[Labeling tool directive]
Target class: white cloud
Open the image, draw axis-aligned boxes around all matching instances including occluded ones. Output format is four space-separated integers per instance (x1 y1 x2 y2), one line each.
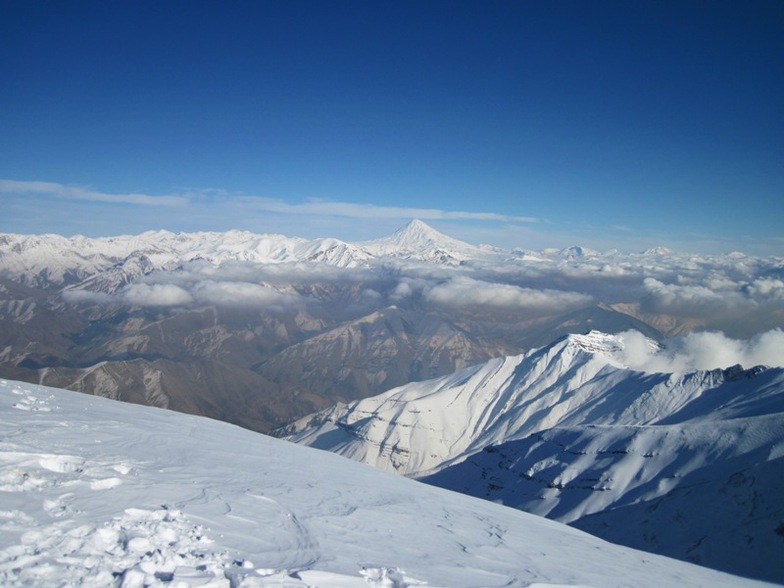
0 179 187 207
61 289 113 305
121 283 194 307
745 278 784 299
641 277 740 316
191 280 300 308
424 276 592 312
233 195 538 223
0 179 537 224
616 329 784 372
390 280 415 302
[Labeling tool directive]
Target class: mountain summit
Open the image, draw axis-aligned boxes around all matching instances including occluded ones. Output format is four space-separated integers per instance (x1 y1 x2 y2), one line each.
388 218 458 247
361 219 481 263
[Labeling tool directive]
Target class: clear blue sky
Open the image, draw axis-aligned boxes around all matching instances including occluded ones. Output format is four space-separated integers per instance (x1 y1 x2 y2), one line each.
1 1 782 254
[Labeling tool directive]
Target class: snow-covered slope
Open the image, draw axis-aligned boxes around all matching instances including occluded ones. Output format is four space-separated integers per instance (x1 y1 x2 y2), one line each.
423 418 784 582
0 378 764 588
283 331 784 477
283 331 784 583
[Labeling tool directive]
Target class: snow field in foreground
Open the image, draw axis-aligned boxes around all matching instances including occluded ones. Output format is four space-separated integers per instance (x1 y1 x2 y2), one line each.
0 379 774 587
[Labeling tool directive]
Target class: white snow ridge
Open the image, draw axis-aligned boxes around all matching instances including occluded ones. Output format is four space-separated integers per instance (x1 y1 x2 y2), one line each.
284 331 784 583
0 378 770 587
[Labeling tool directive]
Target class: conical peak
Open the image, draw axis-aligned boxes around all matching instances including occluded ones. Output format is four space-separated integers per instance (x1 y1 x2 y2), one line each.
359 219 481 264
392 219 447 242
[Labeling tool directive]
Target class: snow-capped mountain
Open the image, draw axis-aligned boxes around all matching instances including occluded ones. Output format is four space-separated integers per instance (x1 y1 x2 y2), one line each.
2 220 783 440
282 331 784 582
0 220 478 293
359 218 486 264
1 378 763 588
0 229 374 292
282 331 745 477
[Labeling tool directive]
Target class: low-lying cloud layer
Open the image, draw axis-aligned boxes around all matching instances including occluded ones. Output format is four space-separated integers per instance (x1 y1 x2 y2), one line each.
617 329 784 371
419 276 593 313
49 236 784 341
65 276 305 311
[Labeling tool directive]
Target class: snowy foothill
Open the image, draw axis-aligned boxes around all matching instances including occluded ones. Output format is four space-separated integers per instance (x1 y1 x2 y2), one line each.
0 378 772 587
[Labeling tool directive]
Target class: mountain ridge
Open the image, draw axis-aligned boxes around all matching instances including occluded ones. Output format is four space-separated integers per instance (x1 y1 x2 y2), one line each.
283 329 784 582
0 220 482 290
284 330 783 475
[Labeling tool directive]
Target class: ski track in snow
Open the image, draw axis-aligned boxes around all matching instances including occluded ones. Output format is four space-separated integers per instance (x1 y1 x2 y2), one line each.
0 379 774 587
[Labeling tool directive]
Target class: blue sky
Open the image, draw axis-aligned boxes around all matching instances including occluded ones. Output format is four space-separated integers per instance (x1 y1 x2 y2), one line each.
1 1 782 254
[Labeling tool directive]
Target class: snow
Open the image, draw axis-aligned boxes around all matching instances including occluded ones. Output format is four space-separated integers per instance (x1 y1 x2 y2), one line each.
0 230 371 292
0 378 769 587
284 331 784 583
359 219 486 264
0 220 481 291
285 332 784 478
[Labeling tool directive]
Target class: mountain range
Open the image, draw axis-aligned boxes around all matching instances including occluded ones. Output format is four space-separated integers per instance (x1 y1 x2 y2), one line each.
0 220 481 290
1 220 782 433
3 222 784 583
0 220 683 432
283 331 784 583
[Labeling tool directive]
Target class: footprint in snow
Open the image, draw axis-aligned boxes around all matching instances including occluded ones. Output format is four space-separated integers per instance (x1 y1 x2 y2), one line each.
9 389 53 412
0 508 234 587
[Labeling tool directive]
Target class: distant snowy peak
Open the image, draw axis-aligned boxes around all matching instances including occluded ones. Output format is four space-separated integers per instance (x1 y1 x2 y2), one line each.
360 219 483 264
642 246 673 256
0 230 372 290
559 245 599 258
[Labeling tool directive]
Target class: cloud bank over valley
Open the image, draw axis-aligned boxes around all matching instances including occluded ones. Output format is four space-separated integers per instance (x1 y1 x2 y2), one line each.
1 222 782 433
